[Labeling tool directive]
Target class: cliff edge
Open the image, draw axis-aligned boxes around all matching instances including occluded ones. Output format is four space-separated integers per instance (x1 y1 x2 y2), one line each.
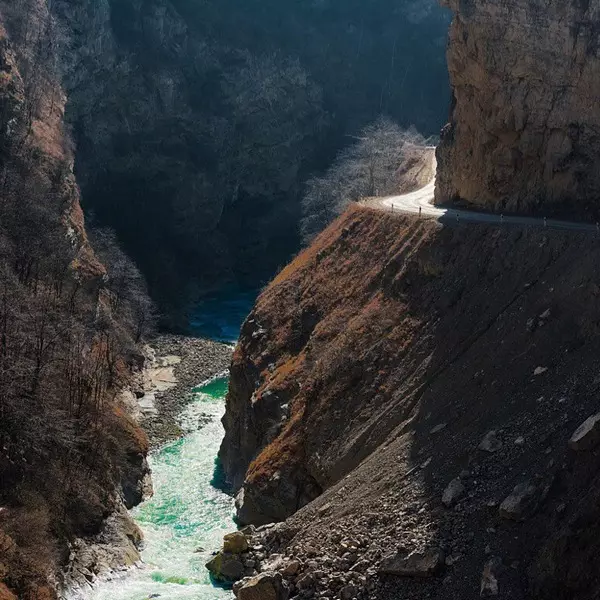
221 206 600 599
0 5 152 597
436 0 600 218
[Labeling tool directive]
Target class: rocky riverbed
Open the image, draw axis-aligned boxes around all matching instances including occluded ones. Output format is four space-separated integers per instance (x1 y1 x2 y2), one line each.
63 334 234 598
141 334 234 447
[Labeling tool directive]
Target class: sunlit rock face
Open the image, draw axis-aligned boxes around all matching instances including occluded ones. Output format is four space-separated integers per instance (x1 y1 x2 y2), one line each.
436 0 600 219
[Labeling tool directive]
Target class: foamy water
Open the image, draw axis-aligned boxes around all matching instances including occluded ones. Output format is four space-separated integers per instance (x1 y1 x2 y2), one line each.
87 377 235 600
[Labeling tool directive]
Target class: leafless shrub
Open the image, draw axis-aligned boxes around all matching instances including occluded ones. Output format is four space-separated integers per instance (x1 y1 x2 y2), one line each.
89 228 157 343
300 116 432 243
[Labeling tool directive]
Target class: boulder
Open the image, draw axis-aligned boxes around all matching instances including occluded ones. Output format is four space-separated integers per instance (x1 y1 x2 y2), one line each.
282 559 302 576
430 423 447 434
341 584 360 599
379 548 445 577
480 557 502 597
569 413 600 451
499 482 540 521
236 572 289 600
206 552 245 583
296 572 316 589
479 430 502 453
442 477 465 507
224 531 249 554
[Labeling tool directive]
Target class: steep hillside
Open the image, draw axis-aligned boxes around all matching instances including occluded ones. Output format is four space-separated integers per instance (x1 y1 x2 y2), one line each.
436 0 600 218
43 0 448 324
221 206 600 599
0 6 152 597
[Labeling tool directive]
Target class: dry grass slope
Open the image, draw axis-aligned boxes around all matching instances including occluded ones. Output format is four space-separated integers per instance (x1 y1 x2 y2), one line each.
224 203 600 598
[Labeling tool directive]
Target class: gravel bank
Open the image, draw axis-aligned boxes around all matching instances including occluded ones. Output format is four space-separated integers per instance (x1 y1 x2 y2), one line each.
143 334 234 447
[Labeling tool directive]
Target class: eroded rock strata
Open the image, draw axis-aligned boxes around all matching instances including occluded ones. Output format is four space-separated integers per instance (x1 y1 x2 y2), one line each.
436 0 600 218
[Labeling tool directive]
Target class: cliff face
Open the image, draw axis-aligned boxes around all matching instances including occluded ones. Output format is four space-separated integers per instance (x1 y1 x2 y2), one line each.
0 4 151 597
222 206 600 599
435 0 600 218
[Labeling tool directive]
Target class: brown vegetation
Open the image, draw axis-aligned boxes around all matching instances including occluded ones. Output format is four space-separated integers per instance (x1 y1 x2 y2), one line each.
223 204 600 598
0 8 153 597
300 118 433 242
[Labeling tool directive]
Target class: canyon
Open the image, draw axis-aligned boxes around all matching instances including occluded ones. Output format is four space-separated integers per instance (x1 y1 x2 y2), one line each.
52 0 450 326
4 0 600 598
0 0 448 596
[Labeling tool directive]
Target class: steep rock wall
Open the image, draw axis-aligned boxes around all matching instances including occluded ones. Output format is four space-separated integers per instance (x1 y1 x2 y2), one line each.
221 206 600 599
436 0 600 218
0 5 150 596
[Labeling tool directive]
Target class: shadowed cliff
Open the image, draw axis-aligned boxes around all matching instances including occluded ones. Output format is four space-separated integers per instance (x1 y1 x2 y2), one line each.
221 205 600 599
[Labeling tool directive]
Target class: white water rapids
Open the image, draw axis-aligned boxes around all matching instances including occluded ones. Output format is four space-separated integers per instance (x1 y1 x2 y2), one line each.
87 377 235 600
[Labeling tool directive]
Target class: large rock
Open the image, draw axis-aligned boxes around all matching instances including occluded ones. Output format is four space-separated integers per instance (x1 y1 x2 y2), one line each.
478 430 503 453
436 0 600 219
235 572 289 600
206 552 245 583
569 413 600 451
499 481 540 521
223 532 249 554
480 557 502 597
442 477 465 507
379 548 445 578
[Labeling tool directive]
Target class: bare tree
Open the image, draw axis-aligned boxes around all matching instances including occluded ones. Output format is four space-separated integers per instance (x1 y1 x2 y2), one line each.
89 228 157 342
300 117 432 242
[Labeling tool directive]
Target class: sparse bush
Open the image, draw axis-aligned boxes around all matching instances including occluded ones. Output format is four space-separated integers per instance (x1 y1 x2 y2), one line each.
89 228 157 342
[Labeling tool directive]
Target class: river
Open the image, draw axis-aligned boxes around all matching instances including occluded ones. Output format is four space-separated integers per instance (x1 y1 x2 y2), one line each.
88 377 235 600
189 288 257 343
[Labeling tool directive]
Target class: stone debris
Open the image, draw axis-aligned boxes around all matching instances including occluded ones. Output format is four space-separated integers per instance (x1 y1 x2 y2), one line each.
480 557 502 597
378 548 445 578
442 478 465 507
430 423 447 434
282 559 301 576
569 413 600 451
224 532 250 554
206 552 244 583
235 572 289 600
533 366 548 376
206 531 259 584
499 482 540 521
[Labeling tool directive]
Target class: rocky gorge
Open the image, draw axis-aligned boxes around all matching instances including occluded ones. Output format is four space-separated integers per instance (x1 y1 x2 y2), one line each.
5 0 600 598
49 0 449 325
63 334 233 598
214 2 600 597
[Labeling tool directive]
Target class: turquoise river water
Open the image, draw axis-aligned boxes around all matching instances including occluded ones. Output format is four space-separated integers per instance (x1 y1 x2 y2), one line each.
88 377 235 600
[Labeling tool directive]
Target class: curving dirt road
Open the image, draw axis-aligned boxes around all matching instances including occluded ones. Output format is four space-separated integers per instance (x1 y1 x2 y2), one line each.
374 158 599 233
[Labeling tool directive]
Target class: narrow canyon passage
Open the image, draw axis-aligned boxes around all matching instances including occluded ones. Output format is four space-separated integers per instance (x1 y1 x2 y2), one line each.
89 378 235 600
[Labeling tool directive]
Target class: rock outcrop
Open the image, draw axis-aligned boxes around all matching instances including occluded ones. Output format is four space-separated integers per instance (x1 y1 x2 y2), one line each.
219 205 600 599
436 0 600 218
